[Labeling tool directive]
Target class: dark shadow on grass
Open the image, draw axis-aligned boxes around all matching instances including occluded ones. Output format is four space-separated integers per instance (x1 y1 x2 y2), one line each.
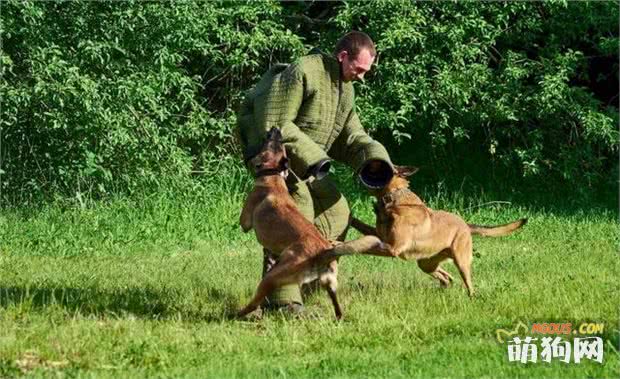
0 285 239 322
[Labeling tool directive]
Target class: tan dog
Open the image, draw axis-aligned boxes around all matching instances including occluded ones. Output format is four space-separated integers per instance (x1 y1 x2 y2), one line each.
351 166 527 296
238 127 385 319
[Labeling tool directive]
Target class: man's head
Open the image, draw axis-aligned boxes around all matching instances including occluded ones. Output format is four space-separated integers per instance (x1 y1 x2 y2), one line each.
334 31 376 82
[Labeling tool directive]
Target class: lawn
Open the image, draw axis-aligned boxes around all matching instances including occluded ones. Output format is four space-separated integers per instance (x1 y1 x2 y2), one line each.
0 179 618 378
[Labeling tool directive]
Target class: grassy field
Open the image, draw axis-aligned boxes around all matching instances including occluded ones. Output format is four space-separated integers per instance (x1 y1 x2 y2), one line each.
0 175 618 378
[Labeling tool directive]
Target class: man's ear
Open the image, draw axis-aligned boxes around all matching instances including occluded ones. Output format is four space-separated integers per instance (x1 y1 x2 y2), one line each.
336 50 347 63
394 165 419 177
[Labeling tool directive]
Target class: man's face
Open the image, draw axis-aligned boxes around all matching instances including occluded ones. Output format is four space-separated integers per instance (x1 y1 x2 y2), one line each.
337 48 375 82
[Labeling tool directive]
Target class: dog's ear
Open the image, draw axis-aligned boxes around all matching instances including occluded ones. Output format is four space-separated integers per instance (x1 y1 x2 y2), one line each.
394 165 419 177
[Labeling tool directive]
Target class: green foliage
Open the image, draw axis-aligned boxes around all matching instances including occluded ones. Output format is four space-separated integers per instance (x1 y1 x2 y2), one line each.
1 1 618 202
1 0 303 201
334 1 618 189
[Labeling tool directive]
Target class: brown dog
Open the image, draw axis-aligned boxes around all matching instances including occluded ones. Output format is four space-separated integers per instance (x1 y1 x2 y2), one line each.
351 166 527 296
238 127 385 319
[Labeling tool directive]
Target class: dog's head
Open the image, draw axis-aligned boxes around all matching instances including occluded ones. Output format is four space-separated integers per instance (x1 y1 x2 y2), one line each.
373 165 418 196
248 127 289 177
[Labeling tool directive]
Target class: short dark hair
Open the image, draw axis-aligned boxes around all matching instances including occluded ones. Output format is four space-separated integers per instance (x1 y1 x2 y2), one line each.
334 31 376 59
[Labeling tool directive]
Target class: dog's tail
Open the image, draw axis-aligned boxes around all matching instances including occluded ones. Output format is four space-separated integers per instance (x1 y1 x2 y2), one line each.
350 217 378 236
468 218 528 237
314 235 384 266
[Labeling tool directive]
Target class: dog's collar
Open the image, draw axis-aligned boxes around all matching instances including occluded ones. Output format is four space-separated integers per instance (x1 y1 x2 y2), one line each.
380 187 412 207
255 168 287 178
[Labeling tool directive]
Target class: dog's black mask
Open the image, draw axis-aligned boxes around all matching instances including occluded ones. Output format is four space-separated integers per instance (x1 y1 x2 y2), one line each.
264 127 284 153
252 127 289 173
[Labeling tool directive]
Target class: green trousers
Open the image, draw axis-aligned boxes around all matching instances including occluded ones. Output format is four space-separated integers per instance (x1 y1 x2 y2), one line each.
263 174 350 307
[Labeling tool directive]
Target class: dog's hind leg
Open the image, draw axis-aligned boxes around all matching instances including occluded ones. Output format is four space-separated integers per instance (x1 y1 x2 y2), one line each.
325 287 342 320
451 234 474 297
320 261 342 319
237 260 299 318
237 278 278 318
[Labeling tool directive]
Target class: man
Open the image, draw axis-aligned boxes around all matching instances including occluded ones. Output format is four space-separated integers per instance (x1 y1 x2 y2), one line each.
237 31 394 313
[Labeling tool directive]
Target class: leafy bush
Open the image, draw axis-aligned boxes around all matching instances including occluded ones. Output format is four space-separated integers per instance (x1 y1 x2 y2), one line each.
1 1 617 203
1 1 303 201
332 1 618 191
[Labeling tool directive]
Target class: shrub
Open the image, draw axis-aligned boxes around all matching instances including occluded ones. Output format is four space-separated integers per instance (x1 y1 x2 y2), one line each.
332 1 618 191
1 1 617 203
1 1 303 201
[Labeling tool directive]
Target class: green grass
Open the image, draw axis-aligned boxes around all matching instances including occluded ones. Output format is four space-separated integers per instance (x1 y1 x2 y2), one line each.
0 178 618 378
